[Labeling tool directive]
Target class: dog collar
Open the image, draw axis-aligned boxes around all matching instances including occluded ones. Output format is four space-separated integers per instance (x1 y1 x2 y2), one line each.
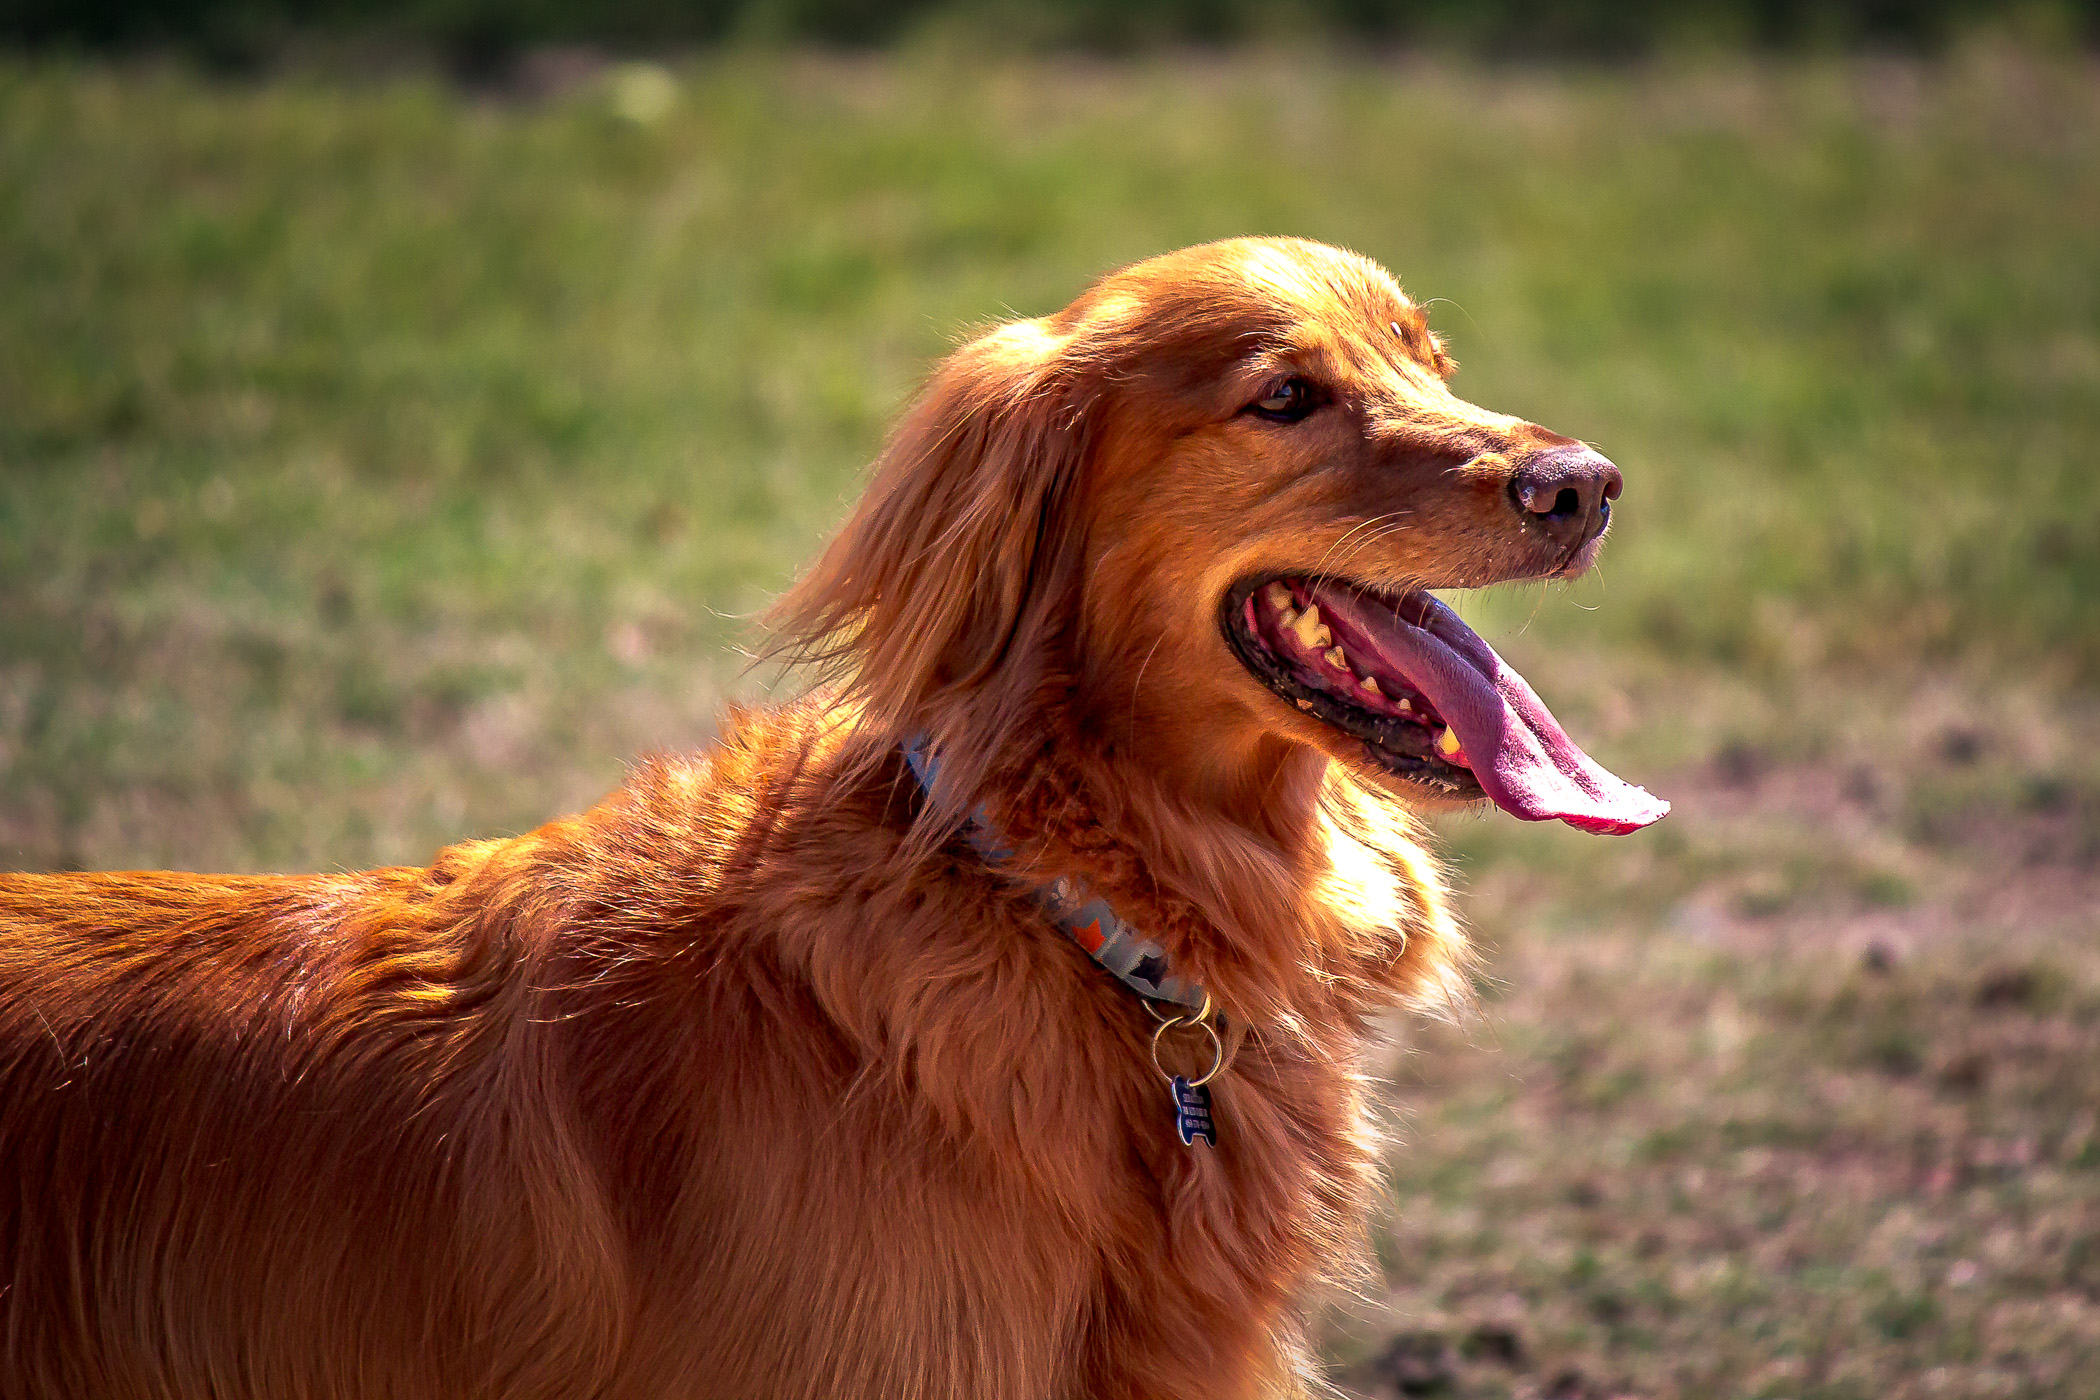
902 735 1222 1147
901 735 1210 1017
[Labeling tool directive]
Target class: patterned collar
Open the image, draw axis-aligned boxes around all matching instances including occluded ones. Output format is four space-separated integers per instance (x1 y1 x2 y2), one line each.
901 735 1210 1017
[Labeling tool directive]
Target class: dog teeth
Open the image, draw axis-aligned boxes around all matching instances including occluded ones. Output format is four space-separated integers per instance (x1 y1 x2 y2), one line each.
1325 645 1347 669
1359 676 1381 696
1296 698 1314 711
1263 581 1293 611
1398 698 1411 712
1435 726 1463 758
1288 605 1331 652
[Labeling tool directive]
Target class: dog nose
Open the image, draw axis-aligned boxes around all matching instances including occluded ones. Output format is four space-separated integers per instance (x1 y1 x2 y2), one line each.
1507 447 1622 550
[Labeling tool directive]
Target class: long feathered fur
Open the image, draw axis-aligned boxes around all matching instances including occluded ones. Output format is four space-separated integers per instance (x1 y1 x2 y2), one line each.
0 236 1576 1398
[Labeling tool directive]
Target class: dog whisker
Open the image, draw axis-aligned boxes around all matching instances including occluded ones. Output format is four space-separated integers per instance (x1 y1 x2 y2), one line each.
1308 511 1409 585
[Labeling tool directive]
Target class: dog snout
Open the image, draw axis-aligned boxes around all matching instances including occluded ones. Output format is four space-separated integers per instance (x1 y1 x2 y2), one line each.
1507 446 1621 552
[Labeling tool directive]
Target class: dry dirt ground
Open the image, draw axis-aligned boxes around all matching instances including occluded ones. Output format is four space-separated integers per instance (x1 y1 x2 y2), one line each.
1329 668 2100 1400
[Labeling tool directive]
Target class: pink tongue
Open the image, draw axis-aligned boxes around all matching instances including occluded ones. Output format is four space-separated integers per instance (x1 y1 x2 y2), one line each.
1320 589 1669 835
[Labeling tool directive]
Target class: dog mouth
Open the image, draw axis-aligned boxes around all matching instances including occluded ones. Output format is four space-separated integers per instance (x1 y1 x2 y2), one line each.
1219 576 1669 835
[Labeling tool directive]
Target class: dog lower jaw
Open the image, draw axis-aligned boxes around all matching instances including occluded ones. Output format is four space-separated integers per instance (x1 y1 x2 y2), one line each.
1216 576 1486 803
1356 738 1483 801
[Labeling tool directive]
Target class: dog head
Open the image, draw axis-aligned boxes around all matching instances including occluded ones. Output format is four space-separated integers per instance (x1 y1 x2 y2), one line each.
774 237 1666 836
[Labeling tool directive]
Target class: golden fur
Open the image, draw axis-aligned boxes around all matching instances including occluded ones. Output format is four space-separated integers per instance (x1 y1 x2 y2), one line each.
1 237 1615 1397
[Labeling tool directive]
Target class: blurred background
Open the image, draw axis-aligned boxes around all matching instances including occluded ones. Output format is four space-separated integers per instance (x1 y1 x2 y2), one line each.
2 2 2097 1395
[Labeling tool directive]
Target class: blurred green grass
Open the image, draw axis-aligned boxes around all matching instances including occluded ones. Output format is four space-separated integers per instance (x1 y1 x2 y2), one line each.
3 46 2099 1398
3 46 2097 870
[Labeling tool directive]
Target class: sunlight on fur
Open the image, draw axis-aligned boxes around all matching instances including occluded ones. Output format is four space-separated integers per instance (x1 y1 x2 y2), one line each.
0 237 1664 1398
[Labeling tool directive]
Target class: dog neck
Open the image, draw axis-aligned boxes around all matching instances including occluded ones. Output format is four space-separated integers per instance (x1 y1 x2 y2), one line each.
902 730 1212 1017
938 699 1458 1032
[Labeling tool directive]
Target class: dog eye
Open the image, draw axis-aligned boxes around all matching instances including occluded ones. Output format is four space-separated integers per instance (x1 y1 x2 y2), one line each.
1247 377 1321 423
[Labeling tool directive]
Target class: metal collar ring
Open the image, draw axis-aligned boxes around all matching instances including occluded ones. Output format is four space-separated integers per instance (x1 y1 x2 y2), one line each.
1149 1013 1225 1088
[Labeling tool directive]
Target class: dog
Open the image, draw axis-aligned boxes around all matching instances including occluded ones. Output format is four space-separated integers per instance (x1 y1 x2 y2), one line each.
0 237 1665 1398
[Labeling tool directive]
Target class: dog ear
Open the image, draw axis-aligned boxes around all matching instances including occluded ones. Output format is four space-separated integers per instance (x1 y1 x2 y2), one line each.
769 317 1092 793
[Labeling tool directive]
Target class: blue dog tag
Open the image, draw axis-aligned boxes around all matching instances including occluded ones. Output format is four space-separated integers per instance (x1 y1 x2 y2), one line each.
1170 1076 1216 1148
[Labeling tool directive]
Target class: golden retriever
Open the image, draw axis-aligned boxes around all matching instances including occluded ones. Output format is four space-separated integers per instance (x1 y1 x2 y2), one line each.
0 237 1664 1398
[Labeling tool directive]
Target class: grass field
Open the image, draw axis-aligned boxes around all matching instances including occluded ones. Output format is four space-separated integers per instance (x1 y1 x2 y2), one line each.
2 44 2097 1397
